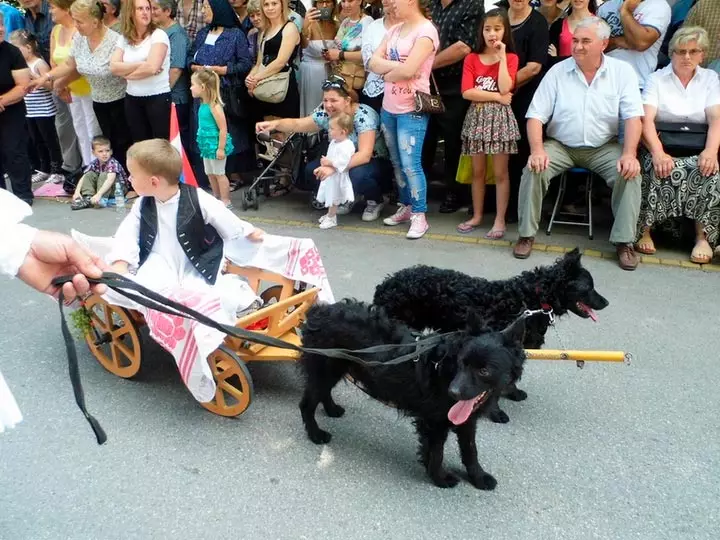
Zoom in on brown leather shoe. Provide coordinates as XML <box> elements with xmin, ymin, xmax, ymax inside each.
<box><xmin>616</xmin><ymin>244</ymin><xmax>639</xmax><ymax>271</ymax></box>
<box><xmin>513</xmin><ymin>237</ymin><xmax>535</xmax><ymax>259</ymax></box>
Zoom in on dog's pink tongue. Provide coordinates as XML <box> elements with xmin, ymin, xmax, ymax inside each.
<box><xmin>579</xmin><ymin>303</ymin><xmax>598</xmax><ymax>322</ymax></box>
<box><xmin>448</xmin><ymin>400</ymin><xmax>475</xmax><ymax>426</ymax></box>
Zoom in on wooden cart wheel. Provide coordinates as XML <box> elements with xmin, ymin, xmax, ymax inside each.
<box><xmin>84</xmin><ymin>295</ymin><xmax>143</xmax><ymax>378</ymax></box>
<box><xmin>201</xmin><ymin>345</ymin><xmax>254</xmax><ymax>417</ymax></box>
<box><xmin>260</xmin><ymin>285</ymin><xmax>284</xmax><ymax>304</ymax></box>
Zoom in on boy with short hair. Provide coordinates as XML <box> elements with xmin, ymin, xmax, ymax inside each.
<box><xmin>107</xmin><ymin>139</ymin><xmax>263</xmax><ymax>313</ymax></box>
<box><xmin>71</xmin><ymin>136</ymin><xmax>128</xmax><ymax>210</ymax></box>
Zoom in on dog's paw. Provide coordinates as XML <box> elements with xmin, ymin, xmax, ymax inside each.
<box><xmin>469</xmin><ymin>472</ymin><xmax>497</xmax><ymax>491</ymax></box>
<box><xmin>324</xmin><ymin>403</ymin><xmax>345</xmax><ymax>418</ymax></box>
<box><xmin>431</xmin><ymin>472</ymin><xmax>460</xmax><ymax>489</ymax></box>
<box><xmin>505</xmin><ymin>388</ymin><xmax>528</xmax><ymax>402</ymax></box>
<box><xmin>308</xmin><ymin>429</ymin><xmax>332</xmax><ymax>445</ymax></box>
<box><xmin>489</xmin><ymin>409</ymin><xmax>510</xmax><ymax>424</ymax></box>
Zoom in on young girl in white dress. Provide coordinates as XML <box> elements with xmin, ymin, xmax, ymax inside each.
<box><xmin>315</xmin><ymin>113</ymin><xmax>356</xmax><ymax>230</ymax></box>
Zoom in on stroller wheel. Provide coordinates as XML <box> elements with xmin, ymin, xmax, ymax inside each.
<box><xmin>250</xmin><ymin>188</ymin><xmax>260</xmax><ymax>210</ymax></box>
<box><xmin>242</xmin><ymin>187</ymin><xmax>258</xmax><ymax>210</ymax></box>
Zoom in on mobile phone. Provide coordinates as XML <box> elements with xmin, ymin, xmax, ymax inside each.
<box><xmin>318</xmin><ymin>7</ymin><xmax>333</xmax><ymax>20</ymax></box>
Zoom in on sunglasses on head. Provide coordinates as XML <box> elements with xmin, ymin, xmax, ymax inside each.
<box><xmin>322</xmin><ymin>76</ymin><xmax>349</xmax><ymax>94</ymax></box>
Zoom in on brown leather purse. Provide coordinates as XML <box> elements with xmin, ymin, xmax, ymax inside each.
<box><xmin>414</xmin><ymin>73</ymin><xmax>445</xmax><ymax>115</ymax></box>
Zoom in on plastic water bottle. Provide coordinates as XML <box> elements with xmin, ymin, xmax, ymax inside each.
<box><xmin>98</xmin><ymin>197</ymin><xmax>109</xmax><ymax>208</ymax></box>
<box><xmin>114</xmin><ymin>182</ymin><xmax>126</xmax><ymax>213</ymax></box>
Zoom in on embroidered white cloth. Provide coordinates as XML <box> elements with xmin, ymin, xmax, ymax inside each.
<box><xmin>0</xmin><ymin>190</ymin><xmax>31</xmax><ymax>432</ymax></box>
<box><xmin>72</xmin><ymin>228</ymin><xmax>334</xmax><ymax>402</ymax></box>
<box><xmin>315</xmin><ymin>138</ymin><xmax>355</xmax><ymax>207</ymax></box>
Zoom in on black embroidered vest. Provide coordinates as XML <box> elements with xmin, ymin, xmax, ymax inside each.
<box><xmin>138</xmin><ymin>184</ymin><xmax>224</xmax><ymax>285</ymax></box>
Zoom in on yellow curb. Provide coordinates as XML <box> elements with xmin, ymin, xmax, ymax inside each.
<box><xmin>679</xmin><ymin>260</ymin><xmax>702</xmax><ymax>270</ymax></box>
<box><xmin>601</xmin><ymin>251</ymin><xmax>617</xmax><ymax>260</ymax></box>
<box><xmin>702</xmin><ymin>264</ymin><xmax>720</xmax><ymax>272</ymax></box>
<box><xmin>641</xmin><ymin>255</ymin><xmax>661</xmax><ymax>265</ymax></box>
<box><xmin>584</xmin><ymin>249</ymin><xmax>604</xmax><ymax>258</ymax></box>
<box><xmin>659</xmin><ymin>258</ymin><xmax>683</xmax><ymax>267</ymax></box>
<box><xmin>532</xmin><ymin>243</ymin><xmax>548</xmax><ymax>252</ymax></box>
<box><xmin>447</xmin><ymin>236</ymin><xmax>479</xmax><ymax>244</ymax></box>
<box><xmin>426</xmin><ymin>233</ymin><xmax>449</xmax><ymax>241</ymax></box>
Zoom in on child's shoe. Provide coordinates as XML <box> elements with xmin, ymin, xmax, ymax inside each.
<box><xmin>319</xmin><ymin>214</ymin><xmax>337</xmax><ymax>229</ymax></box>
<box><xmin>383</xmin><ymin>204</ymin><xmax>412</xmax><ymax>226</ymax></box>
<box><xmin>406</xmin><ymin>213</ymin><xmax>429</xmax><ymax>239</ymax></box>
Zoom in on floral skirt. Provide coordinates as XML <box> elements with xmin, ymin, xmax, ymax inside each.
<box><xmin>461</xmin><ymin>101</ymin><xmax>520</xmax><ymax>155</ymax></box>
<box><xmin>638</xmin><ymin>147</ymin><xmax>720</xmax><ymax>247</ymax></box>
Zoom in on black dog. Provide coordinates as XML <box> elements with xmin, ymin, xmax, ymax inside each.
<box><xmin>373</xmin><ymin>248</ymin><xmax>609</xmax><ymax>423</ymax></box>
<box><xmin>298</xmin><ymin>300</ymin><xmax>526</xmax><ymax>490</ymax></box>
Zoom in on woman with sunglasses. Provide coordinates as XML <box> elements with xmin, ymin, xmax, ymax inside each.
<box><xmin>369</xmin><ymin>0</ymin><xmax>439</xmax><ymax>239</ymax></box>
<box><xmin>256</xmin><ymin>75</ymin><xmax>392</xmax><ymax>222</ymax></box>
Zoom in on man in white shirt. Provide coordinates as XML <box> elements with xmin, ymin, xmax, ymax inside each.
<box><xmin>598</xmin><ymin>0</ymin><xmax>672</xmax><ymax>88</ymax></box>
<box><xmin>513</xmin><ymin>17</ymin><xmax>645</xmax><ymax>271</ymax></box>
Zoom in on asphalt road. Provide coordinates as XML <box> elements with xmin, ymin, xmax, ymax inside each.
<box><xmin>1</xmin><ymin>201</ymin><xmax>718</xmax><ymax>540</ymax></box>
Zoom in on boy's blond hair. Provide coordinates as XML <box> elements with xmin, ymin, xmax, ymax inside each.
<box><xmin>127</xmin><ymin>139</ymin><xmax>182</xmax><ymax>185</ymax></box>
<box><xmin>330</xmin><ymin>112</ymin><xmax>353</xmax><ymax>134</ymax></box>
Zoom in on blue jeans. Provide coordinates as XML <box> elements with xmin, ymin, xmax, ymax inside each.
<box><xmin>303</xmin><ymin>157</ymin><xmax>392</xmax><ymax>202</ymax></box>
<box><xmin>380</xmin><ymin>109</ymin><xmax>429</xmax><ymax>213</ymax></box>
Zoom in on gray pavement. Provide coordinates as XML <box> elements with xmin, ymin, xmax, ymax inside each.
<box><xmin>0</xmin><ymin>200</ymin><xmax>718</xmax><ymax>540</ymax></box>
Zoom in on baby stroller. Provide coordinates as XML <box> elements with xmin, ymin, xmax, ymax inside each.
<box><xmin>241</xmin><ymin>131</ymin><xmax>323</xmax><ymax>210</ymax></box>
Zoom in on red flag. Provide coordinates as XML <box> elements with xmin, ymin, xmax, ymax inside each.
<box><xmin>170</xmin><ymin>103</ymin><xmax>198</xmax><ymax>187</ymax></box>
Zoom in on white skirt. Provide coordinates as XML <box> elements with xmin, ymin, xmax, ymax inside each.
<box><xmin>316</xmin><ymin>172</ymin><xmax>355</xmax><ymax>207</ymax></box>
<box><xmin>0</xmin><ymin>370</ymin><xmax>22</xmax><ymax>433</ymax></box>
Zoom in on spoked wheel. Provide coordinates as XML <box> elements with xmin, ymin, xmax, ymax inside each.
<box><xmin>260</xmin><ymin>285</ymin><xmax>283</xmax><ymax>304</ymax></box>
<box><xmin>201</xmin><ymin>345</ymin><xmax>254</xmax><ymax>417</ymax></box>
<box><xmin>84</xmin><ymin>295</ymin><xmax>143</xmax><ymax>378</ymax></box>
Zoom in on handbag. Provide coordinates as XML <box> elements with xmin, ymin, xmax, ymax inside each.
<box><xmin>220</xmin><ymin>72</ymin><xmax>248</xmax><ymax>119</ymax></box>
<box><xmin>253</xmin><ymin>36</ymin><xmax>291</xmax><ymax>104</ymax></box>
<box><xmin>655</xmin><ymin>121</ymin><xmax>708</xmax><ymax>157</ymax></box>
<box><xmin>414</xmin><ymin>73</ymin><xmax>445</xmax><ymax>114</ymax></box>
<box><xmin>333</xmin><ymin>59</ymin><xmax>366</xmax><ymax>91</ymax></box>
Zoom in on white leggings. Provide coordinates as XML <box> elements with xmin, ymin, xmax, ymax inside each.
<box><xmin>68</xmin><ymin>94</ymin><xmax>101</xmax><ymax>166</ymax></box>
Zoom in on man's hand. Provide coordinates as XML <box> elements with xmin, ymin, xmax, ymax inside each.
<box><xmin>651</xmin><ymin>151</ymin><xmax>674</xmax><ymax>178</ymax></box>
<box><xmin>256</xmin><ymin>120</ymin><xmax>278</xmax><ymax>133</ymax></box>
<box><xmin>698</xmin><ymin>149</ymin><xmax>719</xmax><ymax>177</ymax></box>
<box><xmin>90</xmin><ymin>194</ymin><xmax>101</xmax><ymax>206</ymax></box>
<box><xmin>617</xmin><ymin>153</ymin><xmax>641</xmax><ymax>180</ymax></box>
<box><xmin>246</xmin><ymin>228</ymin><xmax>265</xmax><ymax>242</ymax></box>
<box><xmin>528</xmin><ymin>150</ymin><xmax>550</xmax><ymax>173</ymax></box>
<box><xmin>621</xmin><ymin>0</ymin><xmax>641</xmax><ymax>15</ymax></box>
<box><xmin>16</xmin><ymin>231</ymin><xmax>108</xmax><ymax>302</ymax></box>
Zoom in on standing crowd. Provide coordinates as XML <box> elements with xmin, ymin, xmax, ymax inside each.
<box><xmin>0</xmin><ymin>0</ymin><xmax>719</xmax><ymax>268</ymax></box>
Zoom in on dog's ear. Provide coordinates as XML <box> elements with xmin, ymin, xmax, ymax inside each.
<box><xmin>464</xmin><ymin>310</ymin><xmax>486</xmax><ymax>335</ymax></box>
<box><xmin>500</xmin><ymin>315</ymin><xmax>526</xmax><ymax>346</ymax></box>
<box><xmin>563</xmin><ymin>247</ymin><xmax>582</xmax><ymax>266</ymax></box>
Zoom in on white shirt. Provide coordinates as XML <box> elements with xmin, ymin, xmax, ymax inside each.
<box><xmin>361</xmin><ymin>17</ymin><xmax>387</xmax><ymax>98</ymax></box>
<box><xmin>642</xmin><ymin>65</ymin><xmax>720</xmax><ymax>123</ymax></box>
<box><xmin>116</xmin><ymin>29</ymin><xmax>171</xmax><ymax>97</ymax></box>
<box><xmin>0</xmin><ymin>190</ymin><xmax>36</xmax><ymax>278</ymax></box>
<box><xmin>527</xmin><ymin>55</ymin><xmax>644</xmax><ymax>148</ymax></box>
<box><xmin>598</xmin><ymin>0</ymin><xmax>672</xmax><ymax>88</ymax></box>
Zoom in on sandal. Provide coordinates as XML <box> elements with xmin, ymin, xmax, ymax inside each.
<box><xmin>457</xmin><ymin>221</ymin><xmax>480</xmax><ymax>234</ymax></box>
<box><xmin>690</xmin><ymin>240</ymin><xmax>713</xmax><ymax>264</ymax></box>
<box><xmin>635</xmin><ymin>232</ymin><xmax>656</xmax><ymax>255</ymax></box>
<box><xmin>484</xmin><ymin>229</ymin><xmax>506</xmax><ymax>240</ymax></box>
<box><xmin>269</xmin><ymin>181</ymin><xmax>293</xmax><ymax>198</ymax></box>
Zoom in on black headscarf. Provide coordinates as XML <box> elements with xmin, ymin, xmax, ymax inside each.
<box><xmin>208</xmin><ymin>0</ymin><xmax>239</xmax><ymax>29</ymax></box>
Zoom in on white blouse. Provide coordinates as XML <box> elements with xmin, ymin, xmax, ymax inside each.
<box><xmin>116</xmin><ymin>29</ymin><xmax>171</xmax><ymax>97</ymax></box>
<box><xmin>642</xmin><ymin>65</ymin><xmax>720</xmax><ymax>124</ymax></box>
<box><xmin>361</xmin><ymin>17</ymin><xmax>387</xmax><ymax>98</ymax></box>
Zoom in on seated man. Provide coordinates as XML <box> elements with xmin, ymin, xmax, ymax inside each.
<box><xmin>513</xmin><ymin>17</ymin><xmax>644</xmax><ymax>271</ymax></box>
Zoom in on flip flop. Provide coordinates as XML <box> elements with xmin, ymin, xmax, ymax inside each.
<box><xmin>457</xmin><ymin>222</ymin><xmax>480</xmax><ymax>234</ymax></box>
<box><xmin>484</xmin><ymin>229</ymin><xmax>506</xmax><ymax>240</ymax></box>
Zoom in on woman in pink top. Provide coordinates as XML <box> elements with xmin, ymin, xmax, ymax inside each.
<box><xmin>548</xmin><ymin>0</ymin><xmax>597</xmax><ymax>62</ymax></box>
<box><xmin>369</xmin><ymin>0</ymin><xmax>438</xmax><ymax>240</ymax></box>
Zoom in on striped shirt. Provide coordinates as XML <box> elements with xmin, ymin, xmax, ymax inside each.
<box><xmin>24</xmin><ymin>57</ymin><xmax>56</xmax><ymax>118</ymax></box>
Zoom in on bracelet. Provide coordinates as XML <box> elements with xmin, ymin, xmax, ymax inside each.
<box><xmin>339</xmin><ymin>50</ymin><xmax>345</xmax><ymax>61</ymax></box>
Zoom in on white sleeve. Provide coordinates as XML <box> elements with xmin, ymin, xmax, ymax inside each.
<box><xmin>197</xmin><ymin>189</ymin><xmax>255</xmax><ymax>241</ymax></box>
<box><xmin>361</xmin><ymin>22</ymin><xmax>375</xmax><ymax>69</ymax></box>
<box><xmin>106</xmin><ymin>198</ymin><xmax>142</xmax><ymax>266</ymax></box>
<box><xmin>526</xmin><ymin>64</ymin><xmax>558</xmax><ymax>123</ymax></box>
<box><xmin>705</xmin><ymin>70</ymin><xmax>720</xmax><ymax>109</ymax></box>
<box><xmin>152</xmin><ymin>28</ymin><xmax>170</xmax><ymax>47</ymax></box>
<box><xmin>636</xmin><ymin>1</ymin><xmax>671</xmax><ymax>35</ymax></box>
<box><xmin>330</xmin><ymin>140</ymin><xmax>355</xmax><ymax>173</ymax></box>
<box><xmin>641</xmin><ymin>71</ymin><xmax>660</xmax><ymax>108</ymax></box>
<box><xmin>618</xmin><ymin>63</ymin><xmax>644</xmax><ymax>119</ymax></box>
<box><xmin>0</xmin><ymin>190</ymin><xmax>36</xmax><ymax>277</ymax></box>
<box><xmin>116</xmin><ymin>35</ymin><xmax>127</xmax><ymax>51</ymax></box>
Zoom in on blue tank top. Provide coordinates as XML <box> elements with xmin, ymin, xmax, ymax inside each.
<box><xmin>196</xmin><ymin>102</ymin><xmax>234</xmax><ymax>159</ymax></box>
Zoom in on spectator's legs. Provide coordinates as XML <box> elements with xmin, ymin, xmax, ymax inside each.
<box><xmin>34</xmin><ymin>116</ymin><xmax>64</xmax><ymax>174</ymax></box>
<box><xmin>68</xmin><ymin>94</ymin><xmax>102</xmax><ymax>165</ymax></box>
<box><xmin>93</xmin><ymin>98</ymin><xmax>131</xmax><ymax>169</ymax></box>
<box><xmin>53</xmin><ymin>96</ymin><xmax>83</xmax><ymax>174</ymax></box>
<box><xmin>381</xmin><ymin>109</ymin><xmax>411</xmax><ymax>208</ymax></box>
<box><xmin>517</xmin><ymin>139</ymin><xmax>574</xmax><ymax>238</ymax></box>
<box><xmin>26</xmin><ymin>118</ymin><xmax>50</xmax><ymax>174</ymax></box>
<box><xmin>124</xmin><ymin>95</ymin><xmax>153</xmax><ymax>143</ymax></box>
<box><xmin>0</xmin><ymin>109</ymin><xmax>34</xmax><ymax>203</ymax></box>
<box><xmin>145</xmin><ymin>93</ymin><xmax>171</xmax><ymax>140</ymax></box>
<box><xmin>394</xmin><ymin>112</ymin><xmax>430</xmax><ymax>214</ymax></box>
<box><xmin>347</xmin><ymin>160</ymin><xmax>383</xmax><ymax>203</ymax></box>
<box><xmin>79</xmin><ymin>172</ymin><xmax>103</xmax><ymax>198</ymax></box>
<box><xmin>581</xmin><ymin>143</ymin><xmax>641</xmax><ymax>245</ymax></box>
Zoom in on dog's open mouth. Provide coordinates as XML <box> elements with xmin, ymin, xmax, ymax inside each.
<box><xmin>576</xmin><ymin>302</ymin><xmax>598</xmax><ymax>322</ymax></box>
<box><xmin>448</xmin><ymin>391</ymin><xmax>490</xmax><ymax>426</ymax></box>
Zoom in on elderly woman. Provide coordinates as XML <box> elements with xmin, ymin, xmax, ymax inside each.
<box><xmin>32</xmin><ymin>0</ymin><xmax>130</xmax><ymax>166</ymax></box>
<box><xmin>636</xmin><ymin>26</ymin><xmax>720</xmax><ymax>265</ymax></box>
<box><xmin>0</xmin><ymin>11</ymin><xmax>34</xmax><ymax>205</ymax></box>
<box><xmin>99</xmin><ymin>0</ymin><xmax>121</xmax><ymax>32</ymax></box>
<box><xmin>256</xmin><ymin>76</ymin><xmax>392</xmax><ymax>220</ymax></box>
<box><xmin>111</xmin><ymin>0</ymin><xmax>171</xmax><ymax>142</ymax></box>
<box><xmin>189</xmin><ymin>0</ymin><xmax>253</xmax><ymax>181</ymax></box>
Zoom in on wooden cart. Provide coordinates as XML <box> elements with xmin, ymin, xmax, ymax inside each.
<box><xmin>81</xmin><ymin>263</ymin><xmax>318</xmax><ymax>418</ymax></box>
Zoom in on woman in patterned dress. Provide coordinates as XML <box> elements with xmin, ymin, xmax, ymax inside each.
<box><xmin>636</xmin><ymin>27</ymin><xmax>720</xmax><ymax>264</ymax></box>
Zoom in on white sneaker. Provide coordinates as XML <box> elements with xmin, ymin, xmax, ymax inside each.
<box><xmin>362</xmin><ymin>200</ymin><xmax>385</xmax><ymax>222</ymax></box>
<box><xmin>383</xmin><ymin>204</ymin><xmax>412</xmax><ymax>226</ymax></box>
<box><xmin>319</xmin><ymin>214</ymin><xmax>337</xmax><ymax>229</ymax></box>
<box><xmin>48</xmin><ymin>173</ymin><xmax>65</xmax><ymax>184</ymax></box>
<box><xmin>406</xmin><ymin>213</ymin><xmax>429</xmax><ymax>239</ymax></box>
<box><xmin>318</xmin><ymin>213</ymin><xmax>328</xmax><ymax>223</ymax></box>
<box><xmin>336</xmin><ymin>201</ymin><xmax>354</xmax><ymax>215</ymax></box>
<box><xmin>32</xmin><ymin>171</ymin><xmax>49</xmax><ymax>183</ymax></box>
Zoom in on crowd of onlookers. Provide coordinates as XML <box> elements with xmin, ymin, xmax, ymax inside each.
<box><xmin>0</xmin><ymin>0</ymin><xmax>718</xmax><ymax>270</ymax></box>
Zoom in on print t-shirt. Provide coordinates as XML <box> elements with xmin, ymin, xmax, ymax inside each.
<box><xmin>382</xmin><ymin>21</ymin><xmax>439</xmax><ymax>115</ymax></box>
<box><xmin>311</xmin><ymin>103</ymin><xmax>389</xmax><ymax>159</ymax></box>
<box><xmin>598</xmin><ymin>0</ymin><xmax>671</xmax><ymax>89</ymax></box>
<box><xmin>461</xmin><ymin>52</ymin><xmax>519</xmax><ymax>94</ymax></box>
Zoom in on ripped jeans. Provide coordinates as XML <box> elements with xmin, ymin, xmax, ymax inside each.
<box><xmin>380</xmin><ymin>109</ymin><xmax>429</xmax><ymax>213</ymax></box>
